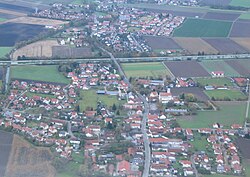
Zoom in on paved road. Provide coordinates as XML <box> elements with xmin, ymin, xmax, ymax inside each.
<box><xmin>100</xmin><ymin>48</ymin><xmax>151</xmax><ymax>177</ymax></box>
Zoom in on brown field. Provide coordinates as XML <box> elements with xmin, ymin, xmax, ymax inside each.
<box><xmin>225</xmin><ymin>60</ymin><xmax>250</xmax><ymax>76</ymax></box>
<box><xmin>12</xmin><ymin>40</ymin><xmax>59</xmax><ymax>60</ymax></box>
<box><xmin>236</xmin><ymin>137</ymin><xmax>250</xmax><ymax>159</ymax></box>
<box><xmin>173</xmin><ymin>37</ymin><xmax>218</xmax><ymax>54</ymax></box>
<box><xmin>231</xmin><ymin>38</ymin><xmax>250</xmax><ymax>51</ymax></box>
<box><xmin>3</xmin><ymin>16</ymin><xmax>68</xmax><ymax>26</ymax></box>
<box><xmin>0</xmin><ymin>9</ymin><xmax>26</xmax><ymax>17</ymax></box>
<box><xmin>5</xmin><ymin>135</ymin><xmax>56</xmax><ymax>177</ymax></box>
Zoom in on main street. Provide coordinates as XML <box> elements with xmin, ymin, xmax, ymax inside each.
<box><xmin>100</xmin><ymin>48</ymin><xmax>151</xmax><ymax>177</ymax></box>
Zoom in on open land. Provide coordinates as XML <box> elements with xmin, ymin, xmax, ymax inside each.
<box><xmin>203</xmin><ymin>12</ymin><xmax>240</xmax><ymax>21</ymax></box>
<box><xmin>195</xmin><ymin>77</ymin><xmax>234</xmax><ymax>87</ymax></box>
<box><xmin>178</xmin><ymin>101</ymin><xmax>247</xmax><ymax>128</ymax></box>
<box><xmin>52</xmin><ymin>46</ymin><xmax>92</xmax><ymax>59</ymax></box>
<box><xmin>173</xmin><ymin>37</ymin><xmax>218</xmax><ymax>54</ymax></box>
<box><xmin>225</xmin><ymin>59</ymin><xmax>250</xmax><ymax>76</ymax></box>
<box><xmin>0</xmin><ymin>131</ymin><xmax>13</xmax><ymax>177</ymax></box>
<box><xmin>13</xmin><ymin>40</ymin><xmax>59</xmax><ymax>60</ymax></box>
<box><xmin>230</xmin><ymin>0</ymin><xmax>250</xmax><ymax>8</ymax></box>
<box><xmin>5</xmin><ymin>135</ymin><xmax>55</xmax><ymax>177</ymax></box>
<box><xmin>173</xmin><ymin>18</ymin><xmax>232</xmax><ymax>37</ymax></box>
<box><xmin>231</xmin><ymin>38</ymin><xmax>250</xmax><ymax>51</ymax></box>
<box><xmin>11</xmin><ymin>65</ymin><xmax>70</xmax><ymax>84</ymax></box>
<box><xmin>239</xmin><ymin>13</ymin><xmax>250</xmax><ymax>19</ymax></box>
<box><xmin>171</xmin><ymin>87</ymin><xmax>209</xmax><ymax>101</ymax></box>
<box><xmin>230</xmin><ymin>21</ymin><xmax>250</xmax><ymax>37</ymax></box>
<box><xmin>0</xmin><ymin>9</ymin><xmax>26</xmax><ymax>17</ymax></box>
<box><xmin>199</xmin><ymin>60</ymin><xmax>241</xmax><ymax>77</ymax></box>
<box><xmin>199</xmin><ymin>0</ymin><xmax>231</xmax><ymax>6</ymax></box>
<box><xmin>203</xmin><ymin>38</ymin><xmax>248</xmax><ymax>54</ymax></box>
<box><xmin>0</xmin><ymin>23</ymin><xmax>47</xmax><ymax>47</ymax></box>
<box><xmin>236</xmin><ymin>137</ymin><xmax>250</xmax><ymax>159</ymax></box>
<box><xmin>0</xmin><ymin>2</ymin><xmax>34</xmax><ymax>13</ymax></box>
<box><xmin>164</xmin><ymin>61</ymin><xmax>210</xmax><ymax>77</ymax></box>
<box><xmin>0</xmin><ymin>47</ymin><xmax>12</xmax><ymax>58</ymax></box>
<box><xmin>205</xmin><ymin>89</ymin><xmax>247</xmax><ymax>100</ymax></box>
<box><xmin>122</xmin><ymin>62</ymin><xmax>171</xmax><ymax>78</ymax></box>
<box><xmin>143</xmin><ymin>36</ymin><xmax>182</xmax><ymax>50</ymax></box>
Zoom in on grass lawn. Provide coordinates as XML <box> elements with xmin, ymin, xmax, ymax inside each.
<box><xmin>230</xmin><ymin>0</ymin><xmax>250</xmax><ymax>8</ymax></box>
<box><xmin>205</xmin><ymin>89</ymin><xmax>247</xmax><ymax>100</ymax></box>
<box><xmin>11</xmin><ymin>65</ymin><xmax>70</xmax><ymax>84</ymax></box>
<box><xmin>0</xmin><ymin>47</ymin><xmax>12</xmax><ymax>58</ymax></box>
<box><xmin>239</xmin><ymin>13</ymin><xmax>250</xmax><ymax>19</ymax></box>
<box><xmin>178</xmin><ymin>102</ymin><xmax>247</xmax><ymax>128</ymax></box>
<box><xmin>190</xmin><ymin>133</ymin><xmax>208</xmax><ymax>151</ymax></box>
<box><xmin>79</xmin><ymin>90</ymin><xmax>124</xmax><ymax>112</ymax></box>
<box><xmin>173</xmin><ymin>18</ymin><xmax>232</xmax><ymax>37</ymax></box>
<box><xmin>195</xmin><ymin>78</ymin><xmax>234</xmax><ymax>87</ymax></box>
<box><xmin>121</xmin><ymin>62</ymin><xmax>171</xmax><ymax>78</ymax></box>
<box><xmin>200</xmin><ymin>60</ymin><xmax>241</xmax><ymax>77</ymax></box>
<box><xmin>26</xmin><ymin>92</ymin><xmax>56</xmax><ymax>98</ymax></box>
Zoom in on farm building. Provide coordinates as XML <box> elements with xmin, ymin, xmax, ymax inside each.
<box><xmin>211</xmin><ymin>71</ymin><xmax>224</xmax><ymax>77</ymax></box>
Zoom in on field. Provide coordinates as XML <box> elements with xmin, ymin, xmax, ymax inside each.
<box><xmin>173</xmin><ymin>18</ymin><xmax>232</xmax><ymax>37</ymax></box>
<box><xmin>239</xmin><ymin>13</ymin><xmax>250</xmax><ymax>19</ymax></box>
<box><xmin>13</xmin><ymin>40</ymin><xmax>59</xmax><ymax>60</ymax></box>
<box><xmin>0</xmin><ymin>9</ymin><xmax>26</xmax><ymax>17</ymax></box>
<box><xmin>143</xmin><ymin>36</ymin><xmax>182</xmax><ymax>50</ymax></box>
<box><xmin>230</xmin><ymin>21</ymin><xmax>250</xmax><ymax>37</ymax></box>
<box><xmin>5</xmin><ymin>135</ymin><xmax>55</xmax><ymax>177</ymax></box>
<box><xmin>0</xmin><ymin>131</ymin><xmax>13</xmax><ymax>177</ymax></box>
<box><xmin>205</xmin><ymin>89</ymin><xmax>247</xmax><ymax>100</ymax></box>
<box><xmin>199</xmin><ymin>0</ymin><xmax>231</xmax><ymax>6</ymax></box>
<box><xmin>11</xmin><ymin>65</ymin><xmax>70</xmax><ymax>84</ymax></box>
<box><xmin>230</xmin><ymin>0</ymin><xmax>250</xmax><ymax>7</ymax></box>
<box><xmin>52</xmin><ymin>46</ymin><xmax>92</xmax><ymax>59</ymax></box>
<box><xmin>173</xmin><ymin>37</ymin><xmax>218</xmax><ymax>54</ymax></box>
<box><xmin>190</xmin><ymin>133</ymin><xmax>208</xmax><ymax>151</ymax></box>
<box><xmin>122</xmin><ymin>62</ymin><xmax>171</xmax><ymax>78</ymax></box>
<box><xmin>0</xmin><ymin>47</ymin><xmax>12</xmax><ymax>58</ymax></box>
<box><xmin>225</xmin><ymin>59</ymin><xmax>250</xmax><ymax>76</ymax></box>
<box><xmin>0</xmin><ymin>17</ymin><xmax>6</xmax><ymax>22</ymax></box>
<box><xmin>178</xmin><ymin>102</ymin><xmax>247</xmax><ymax>128</ymax></box>
<box><xmin>195</xmin><ymin>77</ymin><xmax>234</xmax><ymax>87</ymax></box>
<box><xmin>79</xmin><ymin>90</ymin><xmax>124</xmax><ymax>112</ymax></box>
<box><xmin>203</xmin><ymin>12</ymin><xmax>240</xmax><ymax>21</ymax></box>
<box><xmin>171</xmin><ymin>87</ymin><xmax>209</xmax><ymax>101</ymax></box>
<box><xmin>200</xmin><ymin>60</ymin><xmax>241</xmax><ymax>77</ymax></box>
<box><xmin>203</xmin><ymin>38</ymin><xmax>248</xmax><ymax>54</ymax></box>
<box><xmin>0</xmin><ymin>23</ymin><xmax>47</xmax><ymax>47</ymax></box>
<box><xmin>0</xmin><ymin>2</ymin><xmax>34</xmax><ymax>13</ymax></box>
<box><xmin>232</xmin><ymin>38</ymin><xmax>250</xmax><ymax>51</ymax></box>
<box><xmin>164</xmin><ymin>61</ymin><xmax>210</xmax><ymax>77</ymax></box>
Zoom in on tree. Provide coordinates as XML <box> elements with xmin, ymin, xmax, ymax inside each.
<box><xmin>112</xmin><ymin>104</ymin><xmax>117</xmax><ymax>111</ymax></box>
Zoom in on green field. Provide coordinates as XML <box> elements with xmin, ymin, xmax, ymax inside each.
<box><xmin>122</xmin><ymin>62</ymin><xmax>171</xmax><ymax>78</ymax></box>
<box><xmin>200</xmin><ymin>60</ymin><xmax>240</xmax><ymax>77</ymax></box>
<box><xmin>195</xmin><ymin>78</ymin><xmax>234</xmax><ymax>87</ymax></box>
<box><xmin>173</xmin><ymin>18</ymin><xmax>232</xmax><ymax>37</ymax></box>
<box><xmin>79</xmin><ymin>90</ymin><xmax>124</xmax><ymax>112</ymax></box>
<box><xmin>0</xmin><ymin>18</ymin><xmax>6</xmax><ymax>22</ymax></box>
<box><xmin>230</xmin><ymin>0</ymin><xmax>250</xmax><ymax>8</ymax></box>
<box><xmin>11</xmin><ymin>65</ymin><xmax>70</xmax><ymax>84</ymax></box>
<box><xmin>0</xmin><ymin>47</ymin><xmax>12</xmax><ymax>58</ymax></box>
<box><xmin>205</xmin><ymin>89</ymin><xmax>247</xmax><ymax>100</ymax></box>
<box><xmin>239</xmin><ymin>13</ymin><xmax>250</xmax><ymax>19</ymax></box>
<box><xmin>178</xmin><ymin>102</ymin><xmax>247</xmax><ymax>128</ymax></box>
<box><xmin>190</xmin><ymin>133</ymin><xmax>208</xmax><ymax>151</ymax></box>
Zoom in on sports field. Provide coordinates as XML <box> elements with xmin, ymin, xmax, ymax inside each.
<box><xmin>11</xmin><ymin>65</ymin><xmax>70</xmax><ymax>84</ymax></box>
<box><xmin>200</xmin><ymin>60</ymin><xmax>240</xmax><ymax>77</ymax></box>
<box><xmin>121</xmin><ymin>62</ymin><xmax>171</xmax><ymax>78</ymax></box>
<box><xmin>195</xmin><ymin>77</ymin><xmax>234</xmax><ymax>87</ymax></box>
<box><xmin>0</xmin><ymin>47</ymin><xmax>12</xmax><ymax>58</ymax></box>
<box><xmin>205</xmin><ymin>89</ymin><xmax>247</xmax><ymax>100</ymax></box>
<box><xmin>230</xmin><ymin>0</ymin><xmax>250</xmax><ymax>8</ymax></box>
<box><xmin>173</xmin><ymin>18</ymin><xmax>232</xmax><ymax>37</ymax></box>
<box><xmin>178</xmin><ymin>102</ymin><xmax>247</xmax><ymax>128</ymax></box>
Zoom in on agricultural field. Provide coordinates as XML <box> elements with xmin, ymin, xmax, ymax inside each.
<box><xmin>143</xmin><ymin>36</ymin><xmax>182</xmax><ymax>50</ymax></box>
<box><xmin>0</xmin><ymin>46</ymin><xmax>12</xmax><ymax>58</ymax></box>
<box><xmin>239</xmin><ymin>13</ymin><xmax>250</xmax><ymax>19</ymax></box>
<box><xmin>178</xmin><ymin>102</ymin><xmax>247</xmax><ymax>128</ymax></box>
<box><xmin>203</xmin><ymin>38</ymin><xmax>248</xmax><ymax>54</ymax></box>
<box><xmin>230</xmin><ymin>21</ymin><xmax>250</xmax><ymax>37</ymax></box>
<box><xmin>203</xmin><ymin>12</ymin><xmax>240</xmax><ymax>21</ymax></box>
<box><xmin>164</xmin><ymin>61</ymin><xmax>210</xmax><ymax>77</ymax></box>
<box><xmin>52</xmin><ymin>46</ymin><xmax>92</xmax><ymax>59</ymax></box>
<box><xmin>13</xmin><ymin>40</ymin><xmax>59</xmax><ymax>60</ymax></box>
<box><xmin>0</xmin><ymin>131</ymin><xmax>13</xmax><ymax>177</ymax></box>
<box><xmin>171</xmin><ymin>87</ymin><xmax>209</xmax><ymax>102</ymax></box>
<box><xmin>195</xmin><ymin>77</ymin><xmax>234</xmax><ymax>87</ymax></box>
<box><xmin>173</xmin><ymin>18</ymin><xmax>232</xmax><ymax>37</ymax></box>
<box><xmin>122</xmin><ymin>62</ymin><xmax>171</xmax><ymax>78</ymax></box>
<box><xmin>205</xmin><ymin>89</ymin><xmax>247</xmax><ymax>100</ymax></box>
<box><xmin>199</xmin><ymin>60</ymin><xmax>241</xmax><ymax>77</ymax></box>
<box><xmin>79</xmin><ymin>90</ymin><xmax>125</xmax><ymax>112</ymax></box>
<box><xmin>230</xmin><ymin>0</ymin><xmax>250</xmax><ymax>7</ymax></box>
<box><xmin>5</xmin><ymin>135</ymin><xmax>56</xmax><ymax>177</ymax></box>
<box><xmin>0</xmin><ymin>17</ymin><xmax>6</xmax><ymax>22</ymax></box>
<box><xmin>232</xmin><ymin>38</ymin><xmax>250</xmax><ymax>51</ymax></box>
<box><xmin>11</xmin><ymin>65</ymin><xmax>70</xmax><ymax>84</ymax></box>
<box><xmin>225</xmin><ymin>59</ymin><xmax>250</xmax><ymax>76</ymax></box>
<box><xmin>173</xmin><ymin>38</ymin><xmax>218</xmax><ymax>54</ymax></box>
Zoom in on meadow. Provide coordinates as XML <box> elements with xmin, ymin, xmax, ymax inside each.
<box><xmin>11</xmin><ymin>65</ymin><xmax>70</xmax><ymax>84</ymax></box>
<box><xmin>195</xmin><ymin>77</ymin><xmax>234</xmax><ymax>87</ymax></box>
<box><xmin>121</xmin><ymin>62</ymin><xmax>171</xmax><ymax>78</ymax></box>
<box><xmin>205</xmin><ymin>89</ymin><xmax>247</xmax><ymax>100</ymax></box>
<box><xmin>173</xmin><ymin>18</ymin><xmax>232</xmax><ymax>37</ymax></box>
<box><xmin>230</xmin><ymin>0</ymin><xmax>250</xmax><ymax>8</ymax></box>
<box><xmin>0</xmin><ymin>47</ymin><xmax>12</xmax><ymax>58</ymax></box>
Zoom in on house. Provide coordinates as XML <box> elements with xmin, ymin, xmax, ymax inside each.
<box><xmin>211</xmin><ymin>71</ymin><xmax>224</xmax><ymax>77</ymax></box>
<box><xmin>117</xmin><ymin>160</ymin><xmax>131</xmax><ymax>176</ymax></box>
<box><xmin>185</xmin><ymin>129</ymin><xmax>193</xmax><ymax>140</ymax></box>
<box><xmin>159</xmin><ymin>89</ymin><xmax>173</xmax><ymax>104</ymax></box>
<box><xmin>179</xmin><ymin>160</ymin><xmax>192</xmax><ymax>168</ymax></box>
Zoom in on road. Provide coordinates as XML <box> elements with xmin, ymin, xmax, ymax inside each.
<box><xmin>100</xmin><ymin>48</ymin><xmax>151</xmax><ymax>177</ymax></box>
<box><xmin>5</xmin><ymin>64</ymin><xmax>10</xmax><ymax>93</ymax></box>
